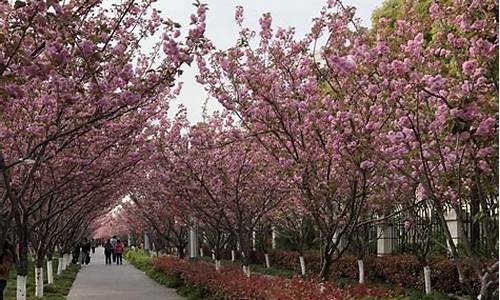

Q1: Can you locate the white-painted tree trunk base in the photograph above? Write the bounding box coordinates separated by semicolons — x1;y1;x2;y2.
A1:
299;256;306;275
265;253;270;268
358;259;365;284
271;226;276;250
57;257;63;276
17;275;27;300
35;267;44;297
424;266;432;295
242;265;251;277
215;260;221;271
211;252;215;260
47;260;54;284
231;250;235;262
252;231;256;251
200;248;204;257
62;254;69;270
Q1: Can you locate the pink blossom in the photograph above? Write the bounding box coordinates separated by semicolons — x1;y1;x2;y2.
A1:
360;160;374;170
475;117;497;137
462;60;478;76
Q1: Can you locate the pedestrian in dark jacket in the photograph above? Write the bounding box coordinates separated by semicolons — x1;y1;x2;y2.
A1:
104;240;113;265
81;239;91;265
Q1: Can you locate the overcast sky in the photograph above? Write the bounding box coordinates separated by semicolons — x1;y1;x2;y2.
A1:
154;0;384;124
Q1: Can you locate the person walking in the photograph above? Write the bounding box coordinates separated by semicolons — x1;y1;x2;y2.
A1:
81;239;91;265
72;242;81;264
110;235;117;263
0;241;14;300
114;240;124;265
91;239;96;254
104;240;113;265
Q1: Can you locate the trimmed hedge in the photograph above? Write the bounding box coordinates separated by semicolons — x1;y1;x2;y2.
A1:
250;250;492;294
153;255;392;300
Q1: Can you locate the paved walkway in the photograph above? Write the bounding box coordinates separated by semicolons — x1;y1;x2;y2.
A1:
68;247;184;300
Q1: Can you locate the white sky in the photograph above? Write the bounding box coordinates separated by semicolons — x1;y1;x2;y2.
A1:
154;0;384;124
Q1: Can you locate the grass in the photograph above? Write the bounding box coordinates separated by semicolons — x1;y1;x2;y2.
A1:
4;258;80;300
125;249;219;300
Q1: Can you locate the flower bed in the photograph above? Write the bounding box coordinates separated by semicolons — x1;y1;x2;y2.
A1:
153;256;392;300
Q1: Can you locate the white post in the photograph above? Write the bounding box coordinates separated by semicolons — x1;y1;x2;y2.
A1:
231;250;236;262
17;275;27;300
377;222;393;256
35;266;44;297
264;253;270;268
215;260;221;271
47;260;54;284
357;259;365;284
299;256;306;275
211;250;215;260
200;247;204;257
424;266;432;295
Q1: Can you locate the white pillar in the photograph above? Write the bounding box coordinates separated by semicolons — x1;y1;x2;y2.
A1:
444;209;464;253
189;226;198;259
377;222;393;256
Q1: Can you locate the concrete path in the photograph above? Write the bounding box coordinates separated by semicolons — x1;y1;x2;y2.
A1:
67;247;184;300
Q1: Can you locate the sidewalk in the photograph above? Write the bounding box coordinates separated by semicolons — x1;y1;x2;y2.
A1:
67;247;184;300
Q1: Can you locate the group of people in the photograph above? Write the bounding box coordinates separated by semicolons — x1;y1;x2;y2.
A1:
72;238;98;265
103;236;125;265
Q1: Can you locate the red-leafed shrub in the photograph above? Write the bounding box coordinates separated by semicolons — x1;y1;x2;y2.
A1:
254;250;493;294
153;256;392;300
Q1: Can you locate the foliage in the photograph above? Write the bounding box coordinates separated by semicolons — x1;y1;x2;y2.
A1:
153;255;392;300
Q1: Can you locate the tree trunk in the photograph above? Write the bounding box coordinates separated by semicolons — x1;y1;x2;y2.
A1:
424;265;431;295
319;251;333;281
47;260;54;285
35;266;44;297
16;275;27;300
299;255;306;276
358;259;365;284
264;253;270;268
57;252;63;276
